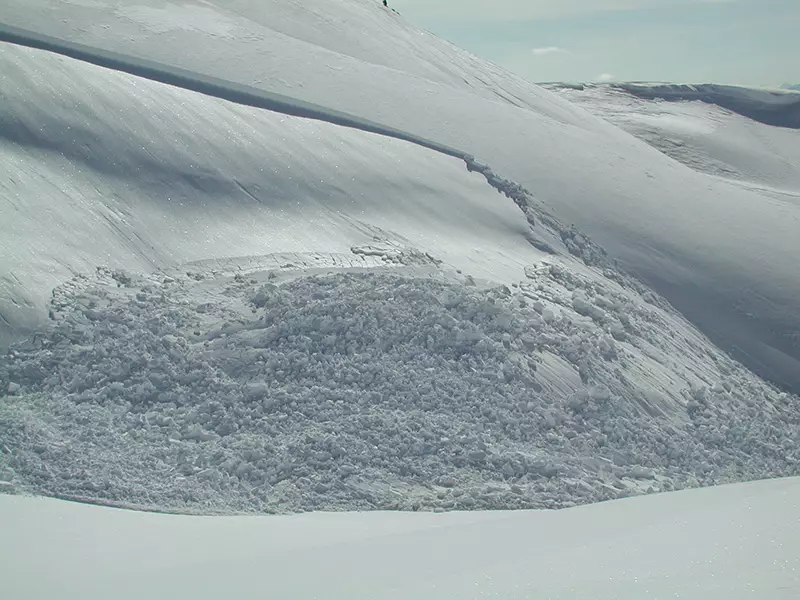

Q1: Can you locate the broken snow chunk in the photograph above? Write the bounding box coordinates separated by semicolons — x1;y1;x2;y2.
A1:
627;466;656;480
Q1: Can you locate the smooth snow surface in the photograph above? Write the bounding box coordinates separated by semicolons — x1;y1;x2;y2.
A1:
2;0;799;393
2;477;799;599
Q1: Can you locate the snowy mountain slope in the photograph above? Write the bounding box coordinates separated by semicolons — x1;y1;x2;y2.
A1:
2;0;798;393
1;38;798;513
2;477;799;599
0;41;554;346
547;84;800;197
615;83;800;129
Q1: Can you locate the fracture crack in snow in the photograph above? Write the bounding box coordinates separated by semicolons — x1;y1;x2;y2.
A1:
0;21;607;271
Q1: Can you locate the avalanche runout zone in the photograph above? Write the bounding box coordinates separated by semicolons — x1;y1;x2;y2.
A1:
1;268;797;513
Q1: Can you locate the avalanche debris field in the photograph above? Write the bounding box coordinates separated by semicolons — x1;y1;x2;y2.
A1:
2;265;797;513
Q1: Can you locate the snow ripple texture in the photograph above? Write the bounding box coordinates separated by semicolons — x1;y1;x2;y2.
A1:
1;268;798;513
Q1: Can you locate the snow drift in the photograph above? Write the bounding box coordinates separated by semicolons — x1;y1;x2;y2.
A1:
1;0;798;394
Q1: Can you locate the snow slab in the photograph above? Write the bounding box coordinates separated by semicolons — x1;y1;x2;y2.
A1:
1;476;799;599
1;0;799;393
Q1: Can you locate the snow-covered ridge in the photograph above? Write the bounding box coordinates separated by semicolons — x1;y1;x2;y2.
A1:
0;22;572;232
545;82;800;193
614;83;800;129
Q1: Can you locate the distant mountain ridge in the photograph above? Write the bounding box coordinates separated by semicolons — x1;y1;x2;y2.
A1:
613;83;800;129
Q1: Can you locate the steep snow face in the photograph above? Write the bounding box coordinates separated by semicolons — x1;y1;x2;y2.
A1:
547;84;800;195
2;477;799;599
2;0;799;393
0;42;549;345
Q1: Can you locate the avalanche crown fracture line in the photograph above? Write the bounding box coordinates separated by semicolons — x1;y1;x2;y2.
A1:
0;23;467;160
0;23;553;221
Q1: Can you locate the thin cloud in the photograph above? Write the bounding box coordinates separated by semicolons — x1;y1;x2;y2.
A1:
395;0;735;22
596;73;616;82
532;46;568;56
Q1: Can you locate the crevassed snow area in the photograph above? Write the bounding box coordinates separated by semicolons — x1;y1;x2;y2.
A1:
2;265;797;512
2;478;799;599
547;83;800;197
2;0;799;393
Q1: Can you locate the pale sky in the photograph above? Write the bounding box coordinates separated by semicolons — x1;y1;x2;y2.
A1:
390;0;799;86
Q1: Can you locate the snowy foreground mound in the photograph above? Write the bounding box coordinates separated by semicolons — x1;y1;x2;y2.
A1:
2;478;799;599
2;267;797;513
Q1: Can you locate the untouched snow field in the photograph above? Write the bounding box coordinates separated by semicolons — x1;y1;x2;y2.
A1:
2;477;799;599
2;0;799;392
